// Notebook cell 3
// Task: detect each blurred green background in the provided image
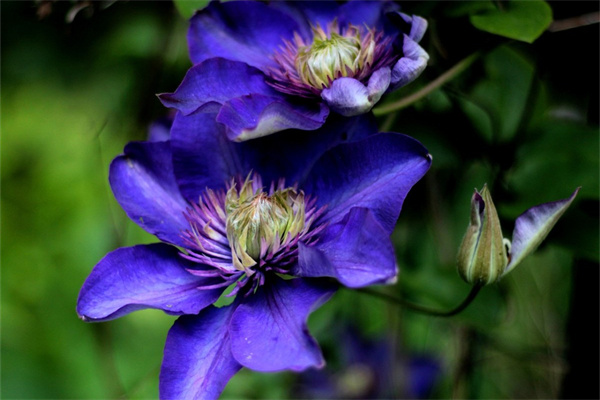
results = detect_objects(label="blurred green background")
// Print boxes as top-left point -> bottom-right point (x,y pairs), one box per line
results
2,1 -> 598,399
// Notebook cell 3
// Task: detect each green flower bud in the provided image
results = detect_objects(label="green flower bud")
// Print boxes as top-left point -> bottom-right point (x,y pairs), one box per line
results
457,185 -> 509,286
225,176 -> 306,273
457,185 -> 578,286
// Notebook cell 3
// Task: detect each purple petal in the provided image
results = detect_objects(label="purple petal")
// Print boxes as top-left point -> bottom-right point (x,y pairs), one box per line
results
389,36 -> 429,92
188,2 -> 299,70
304,132 -> 432,233
504,187 -> 579,274
147,115 -> 173,142
229,278 -> 336,372
170,112 -> 376,202
337,1 -> 397,29
158,58 -> 275,116
269,2 -> 341,39
110,141 -> 189,246
272,1 -> 395,40
296,207 -> 397,288
160,306 -> 242,400
217,93 -> 329,141
396,13 -> 428,42
321,68 -> 391,117
77,243 -> 223,322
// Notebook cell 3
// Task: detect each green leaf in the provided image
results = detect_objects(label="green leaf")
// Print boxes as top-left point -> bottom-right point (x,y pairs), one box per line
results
470,0 -> 553,43
173,0 -> 210,19
462,45 -> 535,142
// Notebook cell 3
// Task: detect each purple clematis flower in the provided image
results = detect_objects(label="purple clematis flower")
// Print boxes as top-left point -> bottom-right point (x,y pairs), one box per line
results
159,1 -> 429,141
76,113 -> 431,399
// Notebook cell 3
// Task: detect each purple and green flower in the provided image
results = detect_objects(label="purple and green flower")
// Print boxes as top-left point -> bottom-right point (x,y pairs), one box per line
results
77,113 -> 432,399
160,1 -> 428,141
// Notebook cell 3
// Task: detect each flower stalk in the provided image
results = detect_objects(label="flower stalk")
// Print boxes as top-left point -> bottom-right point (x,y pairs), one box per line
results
373,52 -> 480,116
357,284 -> 483,317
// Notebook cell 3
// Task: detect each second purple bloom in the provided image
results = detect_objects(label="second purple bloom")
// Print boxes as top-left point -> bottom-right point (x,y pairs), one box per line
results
160,1 -> 428,141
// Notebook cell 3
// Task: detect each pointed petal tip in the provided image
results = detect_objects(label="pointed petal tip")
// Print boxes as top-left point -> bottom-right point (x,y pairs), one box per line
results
570,186 -> 581,199
504,186 -> 580,275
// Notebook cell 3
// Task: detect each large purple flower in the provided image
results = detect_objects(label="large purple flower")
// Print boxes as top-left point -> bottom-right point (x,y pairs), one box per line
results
76,113 -> 431,399
159,1 -> 428,141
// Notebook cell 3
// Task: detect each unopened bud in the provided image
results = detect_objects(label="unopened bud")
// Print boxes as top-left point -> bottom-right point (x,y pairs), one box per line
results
457,185 -> 579,286
457,185 -> 509,286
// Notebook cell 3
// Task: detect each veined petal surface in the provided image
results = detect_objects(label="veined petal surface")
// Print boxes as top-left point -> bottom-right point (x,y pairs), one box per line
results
160,305 -> 242,400
303,132 -> 432,233
188,1 -> 299,69
229,278 -> 336,372
110,141 -> 189,247
296,207 -> 397,287
77,244 -> 222,322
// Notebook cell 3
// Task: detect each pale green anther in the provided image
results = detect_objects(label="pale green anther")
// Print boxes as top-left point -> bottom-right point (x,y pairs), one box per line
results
457,185 -> 509,286
225,177 -> 306,272
296,23 -> 367,89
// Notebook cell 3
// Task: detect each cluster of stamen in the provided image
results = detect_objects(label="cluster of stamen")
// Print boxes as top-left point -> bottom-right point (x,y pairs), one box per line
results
268,20 -> 397,98
180,173 -> 325,296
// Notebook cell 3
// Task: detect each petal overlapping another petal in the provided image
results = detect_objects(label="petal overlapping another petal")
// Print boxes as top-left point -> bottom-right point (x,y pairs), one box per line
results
158,58 -> 275,116
217,93 -> 329,142
160,305 -> 242,400
77,244 -> 223,322
389,35 -> 429,92
229,278 -> 336,372
109,141 -> 190,247
296,207 -> 397,287
170,111 -> 377,202
403,14 -> 428,42
321,68 -> 391,117
303,132 -> 432,233
188,1 -> 299,70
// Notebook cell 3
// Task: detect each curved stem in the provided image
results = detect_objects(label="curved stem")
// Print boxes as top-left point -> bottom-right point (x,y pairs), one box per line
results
357,284 -> 483,317
373,52 -> 480,116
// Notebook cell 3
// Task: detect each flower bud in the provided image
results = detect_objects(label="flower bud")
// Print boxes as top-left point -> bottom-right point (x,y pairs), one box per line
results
457,185 -> 509,286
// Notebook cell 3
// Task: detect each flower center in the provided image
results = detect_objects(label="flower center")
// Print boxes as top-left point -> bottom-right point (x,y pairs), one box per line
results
268,20 -> 396,98
296,24 -> 363,89
180,173 -> 326,296
225,177 -> 307,272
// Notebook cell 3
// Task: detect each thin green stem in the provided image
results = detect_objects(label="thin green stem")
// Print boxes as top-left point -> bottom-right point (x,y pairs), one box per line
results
373,52 -> 480,116
357,284 -> 483,317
